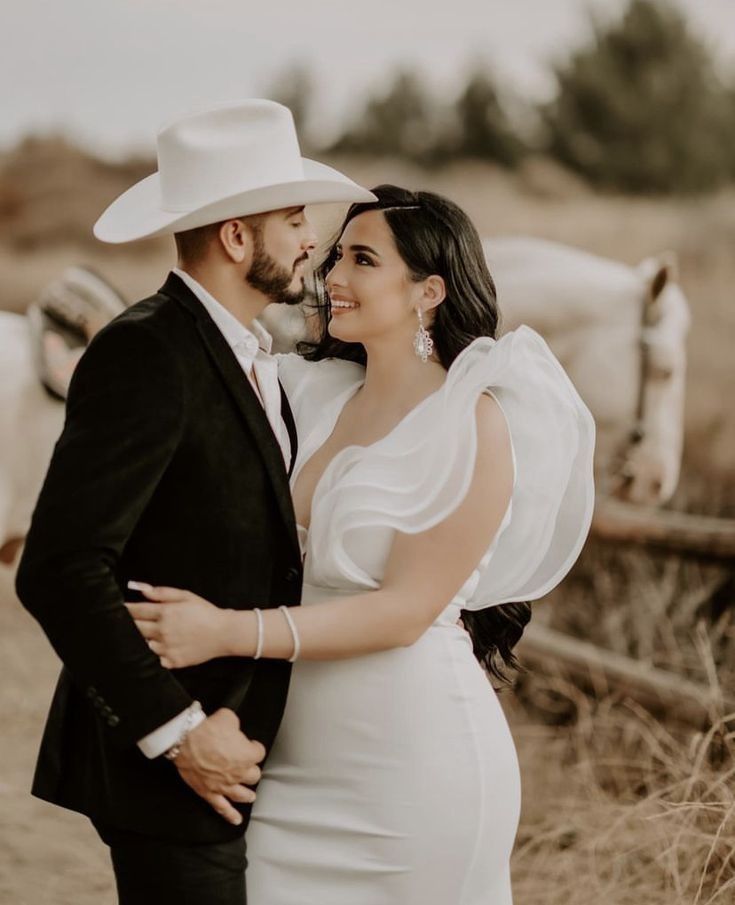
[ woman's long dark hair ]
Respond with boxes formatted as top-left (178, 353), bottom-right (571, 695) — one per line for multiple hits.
top-left (300, 184), bottom-right (531, 683)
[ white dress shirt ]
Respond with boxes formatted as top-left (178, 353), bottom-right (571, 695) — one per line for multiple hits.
top-left (137, 268), bottom-right (291, 759)
top-left (174, 268), bottom-right (291, 467)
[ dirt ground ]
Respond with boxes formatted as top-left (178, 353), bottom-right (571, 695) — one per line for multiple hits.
top-left (0, 568), bottom-right (112, 904)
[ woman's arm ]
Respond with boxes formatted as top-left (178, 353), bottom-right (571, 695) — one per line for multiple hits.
top-left (129, 395), bottom-right (513, 667)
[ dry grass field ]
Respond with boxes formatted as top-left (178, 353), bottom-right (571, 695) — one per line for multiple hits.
top-left (0, 140), bottom-right (733, 903)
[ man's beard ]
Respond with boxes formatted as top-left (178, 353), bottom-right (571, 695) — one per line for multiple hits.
top-left (246, 226), bottom-right (308, 307)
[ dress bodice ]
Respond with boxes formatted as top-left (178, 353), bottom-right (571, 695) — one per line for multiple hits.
top-left (277, 327), bottom-right (595, 619)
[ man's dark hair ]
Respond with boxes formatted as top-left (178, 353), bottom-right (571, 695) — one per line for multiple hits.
top-left (174, 214), bottom-right (266, 266)
top-left (173, 222), bottom-right (223, 266)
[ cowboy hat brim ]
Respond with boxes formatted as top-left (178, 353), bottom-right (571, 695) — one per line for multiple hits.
top-left (94, 159), bottom-right (377, 244)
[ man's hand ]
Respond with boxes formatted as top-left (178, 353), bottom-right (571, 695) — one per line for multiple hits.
top-left (172, 708), bottom-right (265, 826)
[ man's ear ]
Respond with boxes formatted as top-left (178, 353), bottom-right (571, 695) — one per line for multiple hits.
top-left (218, 219), bottom-right (250, 264)
top-left (420, 275), bottom-right (446, 312)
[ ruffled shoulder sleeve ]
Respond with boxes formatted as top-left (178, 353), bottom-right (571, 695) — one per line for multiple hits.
top-left (460, 327), bottom-right (596, 605)
top-left (314, 327), bottom-right (595, 604)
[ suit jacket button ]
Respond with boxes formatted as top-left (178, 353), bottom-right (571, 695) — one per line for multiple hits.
top-left (86, 687), bottom-right (97, 699)
top-left (285, 567), bottom-right (300, 583)
top-left (102, 705), bottom-right (113, 717)
top-left (107, 715), bottom-right (120, 728)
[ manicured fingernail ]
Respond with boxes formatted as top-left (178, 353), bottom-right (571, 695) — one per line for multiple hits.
top-left (127, 581), bottom-right (153, 592)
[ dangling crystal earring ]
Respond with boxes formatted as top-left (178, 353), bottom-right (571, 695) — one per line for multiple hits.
top-left (413, 308), bottom-right (434, 363)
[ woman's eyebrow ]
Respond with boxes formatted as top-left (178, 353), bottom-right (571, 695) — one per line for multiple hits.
top-left (349, 244), bottom-right (380, 257)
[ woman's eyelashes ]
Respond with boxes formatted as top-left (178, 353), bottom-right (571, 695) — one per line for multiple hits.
top-left (333, 248), bottom-right (375, 267)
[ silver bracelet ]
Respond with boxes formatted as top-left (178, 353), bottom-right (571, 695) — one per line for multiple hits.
top-left (163, 700), bottom-right (203, 762)
top-left (278, 605), bottom-right (301, 663)
top-left (253, 608), bottom-right (264, 660)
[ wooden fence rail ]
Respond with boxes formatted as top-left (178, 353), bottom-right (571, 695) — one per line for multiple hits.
top-left (591, 498), bottom-right (735, 560)
top-left (518, 622), bottom-right (735, 728)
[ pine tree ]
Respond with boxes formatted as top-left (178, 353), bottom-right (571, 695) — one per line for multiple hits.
top-left (543, 0), bottom-right (732, 193)
top-left (332, 70), bottom-right (442, 162)
top-left (454, 69), bottom-right (523, 166)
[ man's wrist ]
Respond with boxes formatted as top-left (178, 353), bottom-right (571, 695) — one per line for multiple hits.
top-left (138, 703), bottom-right (202, 759)
top-left (164, 701), bottom-right (205, 761)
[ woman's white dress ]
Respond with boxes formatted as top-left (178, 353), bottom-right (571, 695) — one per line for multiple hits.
top-left (246, 328), bottom-right (596, 905)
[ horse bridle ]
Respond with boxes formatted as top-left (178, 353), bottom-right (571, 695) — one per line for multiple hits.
top-left (614, 293), bottom-right (658, 486)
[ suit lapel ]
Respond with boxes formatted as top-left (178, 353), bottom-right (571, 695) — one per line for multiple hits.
top-left (160, 273), bottom-right (300, 556)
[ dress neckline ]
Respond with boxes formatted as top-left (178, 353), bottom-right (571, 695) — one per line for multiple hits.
top-left (292, 376), bottom-right (445, 536)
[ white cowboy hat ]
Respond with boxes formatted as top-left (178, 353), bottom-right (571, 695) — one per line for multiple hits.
top-left (94, 99), bottom-right (376, 244)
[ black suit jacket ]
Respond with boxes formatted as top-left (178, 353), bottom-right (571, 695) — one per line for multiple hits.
top-left (15, 273), bottom-right (303, 844)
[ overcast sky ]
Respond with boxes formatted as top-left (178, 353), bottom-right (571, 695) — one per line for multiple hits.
top-left (2, 0), bottom-right (733, 157)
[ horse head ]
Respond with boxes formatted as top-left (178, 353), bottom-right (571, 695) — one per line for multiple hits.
top-left (609, 252), bottom-right (691, 505)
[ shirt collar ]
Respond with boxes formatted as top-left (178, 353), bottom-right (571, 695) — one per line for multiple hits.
top-left (173, 267), bottom-right (273, 361)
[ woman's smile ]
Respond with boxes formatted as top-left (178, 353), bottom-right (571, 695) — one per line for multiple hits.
top-left (329, 295), bottom-right (360, 315)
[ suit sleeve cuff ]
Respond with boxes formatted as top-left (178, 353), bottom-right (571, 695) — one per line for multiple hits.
top-left (137, 703), bottom-right (206, 759)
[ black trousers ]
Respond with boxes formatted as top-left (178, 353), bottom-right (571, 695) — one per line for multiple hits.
top-left (94, 822), bottom-right (247, 905)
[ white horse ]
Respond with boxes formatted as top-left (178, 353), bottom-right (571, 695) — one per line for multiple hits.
top-left (0, 267), bottom-right (126, 564)
top-left (0, 241), bottom-right (690, 563)
top-left (0, 311), bottom-right (65, 564)
top-left (484, 238), bottom-right (690, 505)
